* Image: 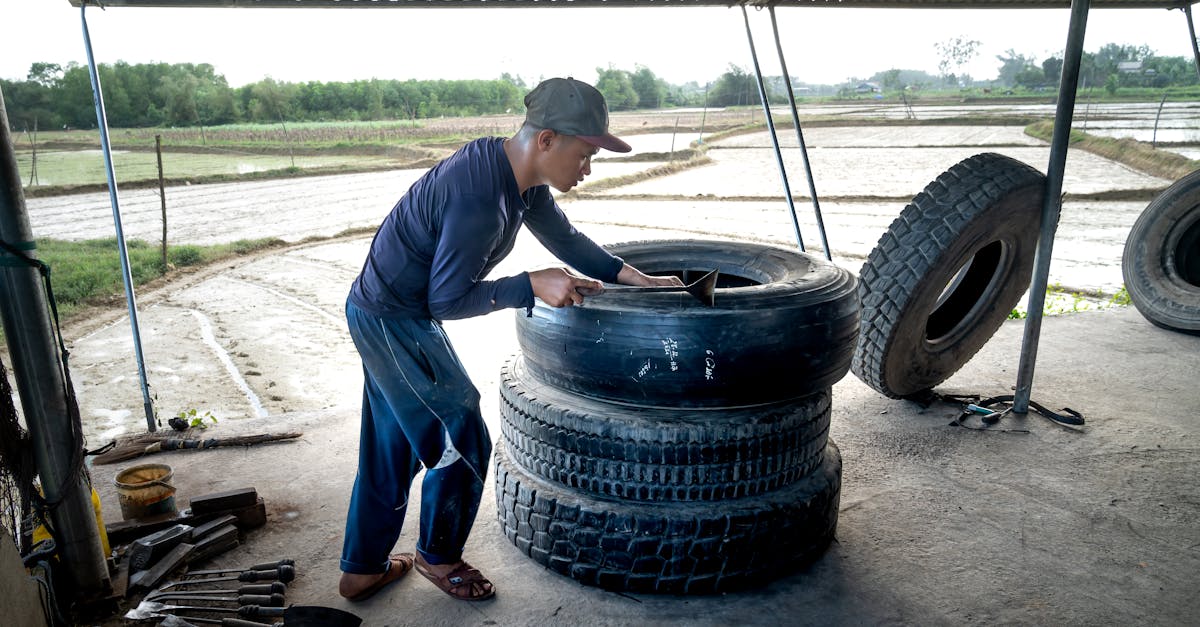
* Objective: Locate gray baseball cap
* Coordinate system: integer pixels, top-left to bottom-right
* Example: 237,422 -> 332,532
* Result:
523,77 -> 631,153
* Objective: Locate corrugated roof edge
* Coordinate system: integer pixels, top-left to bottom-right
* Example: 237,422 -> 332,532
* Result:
63,0 -> 1200,9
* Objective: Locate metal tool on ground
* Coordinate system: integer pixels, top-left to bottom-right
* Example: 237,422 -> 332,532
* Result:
157,565 -> 295,591
184,559 -> 294,578
93,432 -> 303,465
283,605 -> 362,627
126,603 -> 358,627
153,615 -> 281,627
576,269 -> 719,307
149,582 -> 286,599
125,600 -> 285,620
144,592 -> 286,607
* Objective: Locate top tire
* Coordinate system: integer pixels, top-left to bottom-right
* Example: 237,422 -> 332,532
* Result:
516,239 -> 859,409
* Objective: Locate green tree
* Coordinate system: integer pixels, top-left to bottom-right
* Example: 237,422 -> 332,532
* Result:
26,62 -> 64,88
995,50 -> 1036,88
935,36 -> 981,86
595,67 -> 638,111
1143,55 -> 1198,87
499,72 -> 526,91
1,79 -> 58,130
244,77 -> 295,123
709,65 -> 762,107
1042,56 -> 1064,87
1104,73 -> 1120,95
157,71 -> 200,126
880,69 -> 902,92
630,66 -> 666,109
57,63 -> 97,128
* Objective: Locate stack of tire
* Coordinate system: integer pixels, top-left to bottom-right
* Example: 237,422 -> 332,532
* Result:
494,239 -> 859,593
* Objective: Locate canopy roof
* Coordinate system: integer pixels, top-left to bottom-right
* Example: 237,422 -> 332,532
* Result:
64,0 -> 1200,9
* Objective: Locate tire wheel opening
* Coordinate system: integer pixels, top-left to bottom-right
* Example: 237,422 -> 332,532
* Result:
1176,218 -> 1200,289
926,240 -> 1005,342
657,269 -> 762,289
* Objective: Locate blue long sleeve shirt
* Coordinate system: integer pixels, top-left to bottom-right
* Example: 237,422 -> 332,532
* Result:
348,137 -> 624,321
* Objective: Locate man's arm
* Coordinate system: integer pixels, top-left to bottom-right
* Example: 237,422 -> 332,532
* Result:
616,263 -> 685,288
521,189 -> 624,282
426,198 -> 533,320
523,190 -> 683,289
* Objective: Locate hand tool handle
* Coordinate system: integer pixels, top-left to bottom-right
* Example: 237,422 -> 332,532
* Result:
238,605 -> 286,618
222,620 -> 281,627
246,559 -> 294,571
187,559 -> 296,577
158,583 -> 283,595
237,565 -> 295,583
240,582 -> 287,595
236,593 -> 285,606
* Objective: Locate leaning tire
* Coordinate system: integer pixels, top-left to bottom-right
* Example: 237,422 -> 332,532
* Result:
499,355 -> 830,502
1121,169 -> 1200,335
495,439 -> 841,594
852,153 -> 1046,399
516,239 -> 859,408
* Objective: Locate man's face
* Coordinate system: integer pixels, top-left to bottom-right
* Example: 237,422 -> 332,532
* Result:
542,133 -> 598,193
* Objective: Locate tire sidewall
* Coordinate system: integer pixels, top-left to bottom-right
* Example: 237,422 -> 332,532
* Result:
1122,170 -> 1200,333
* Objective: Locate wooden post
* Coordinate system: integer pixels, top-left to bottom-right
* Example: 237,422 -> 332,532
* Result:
26,118 -> 38,187
155,135 -> 167,269
669,117 -> 679,162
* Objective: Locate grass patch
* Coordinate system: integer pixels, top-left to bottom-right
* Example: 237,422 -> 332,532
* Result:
1025,120 -> 1200,181
1009,283 -> 1131,320
570,154 -> 714,196
30,120 -> 501,155
15,149 -> 404,197
2,237 -> 285,342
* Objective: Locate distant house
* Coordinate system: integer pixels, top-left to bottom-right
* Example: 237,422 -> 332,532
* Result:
1117,61 -> 1144,73
855,82 -> 881,93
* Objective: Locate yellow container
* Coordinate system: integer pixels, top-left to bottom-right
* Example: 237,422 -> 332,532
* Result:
113,463 -> 177,521
30,480 -> 112,558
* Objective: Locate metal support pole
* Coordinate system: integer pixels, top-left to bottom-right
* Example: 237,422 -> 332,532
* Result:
1184,5 -> 1200,82
741,4 -> 805,252
0,86 -> 110,598
768,5 -> 831,261
1013,0 -> 1090,414
81,1 -> 156,431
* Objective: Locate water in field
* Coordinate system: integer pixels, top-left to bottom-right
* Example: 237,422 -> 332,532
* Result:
13,150 -> 396,188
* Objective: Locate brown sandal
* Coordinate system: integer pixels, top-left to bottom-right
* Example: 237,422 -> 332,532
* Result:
340,553 -> 414,602
413,554 -> 495,601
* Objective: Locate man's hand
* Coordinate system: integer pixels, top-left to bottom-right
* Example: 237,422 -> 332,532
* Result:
529,267 -> 602,307
616,264 -> 685,288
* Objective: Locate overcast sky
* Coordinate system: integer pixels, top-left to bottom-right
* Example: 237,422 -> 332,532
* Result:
5,1 -> 1196,88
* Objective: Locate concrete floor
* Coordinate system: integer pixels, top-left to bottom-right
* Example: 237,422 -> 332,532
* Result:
90,290 -> 1200,626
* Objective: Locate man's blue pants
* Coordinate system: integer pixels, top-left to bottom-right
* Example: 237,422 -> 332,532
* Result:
339,299 -> 491,575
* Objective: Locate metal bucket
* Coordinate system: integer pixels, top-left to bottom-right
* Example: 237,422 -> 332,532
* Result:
113,463 -> 177,520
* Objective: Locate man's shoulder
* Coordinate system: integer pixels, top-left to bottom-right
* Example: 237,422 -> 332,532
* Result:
450,136 -> 504,166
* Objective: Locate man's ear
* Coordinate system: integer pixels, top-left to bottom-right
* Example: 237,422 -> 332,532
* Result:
535,128 -> 557,151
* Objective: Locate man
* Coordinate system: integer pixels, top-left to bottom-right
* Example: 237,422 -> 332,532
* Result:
337,77 -> 681,602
